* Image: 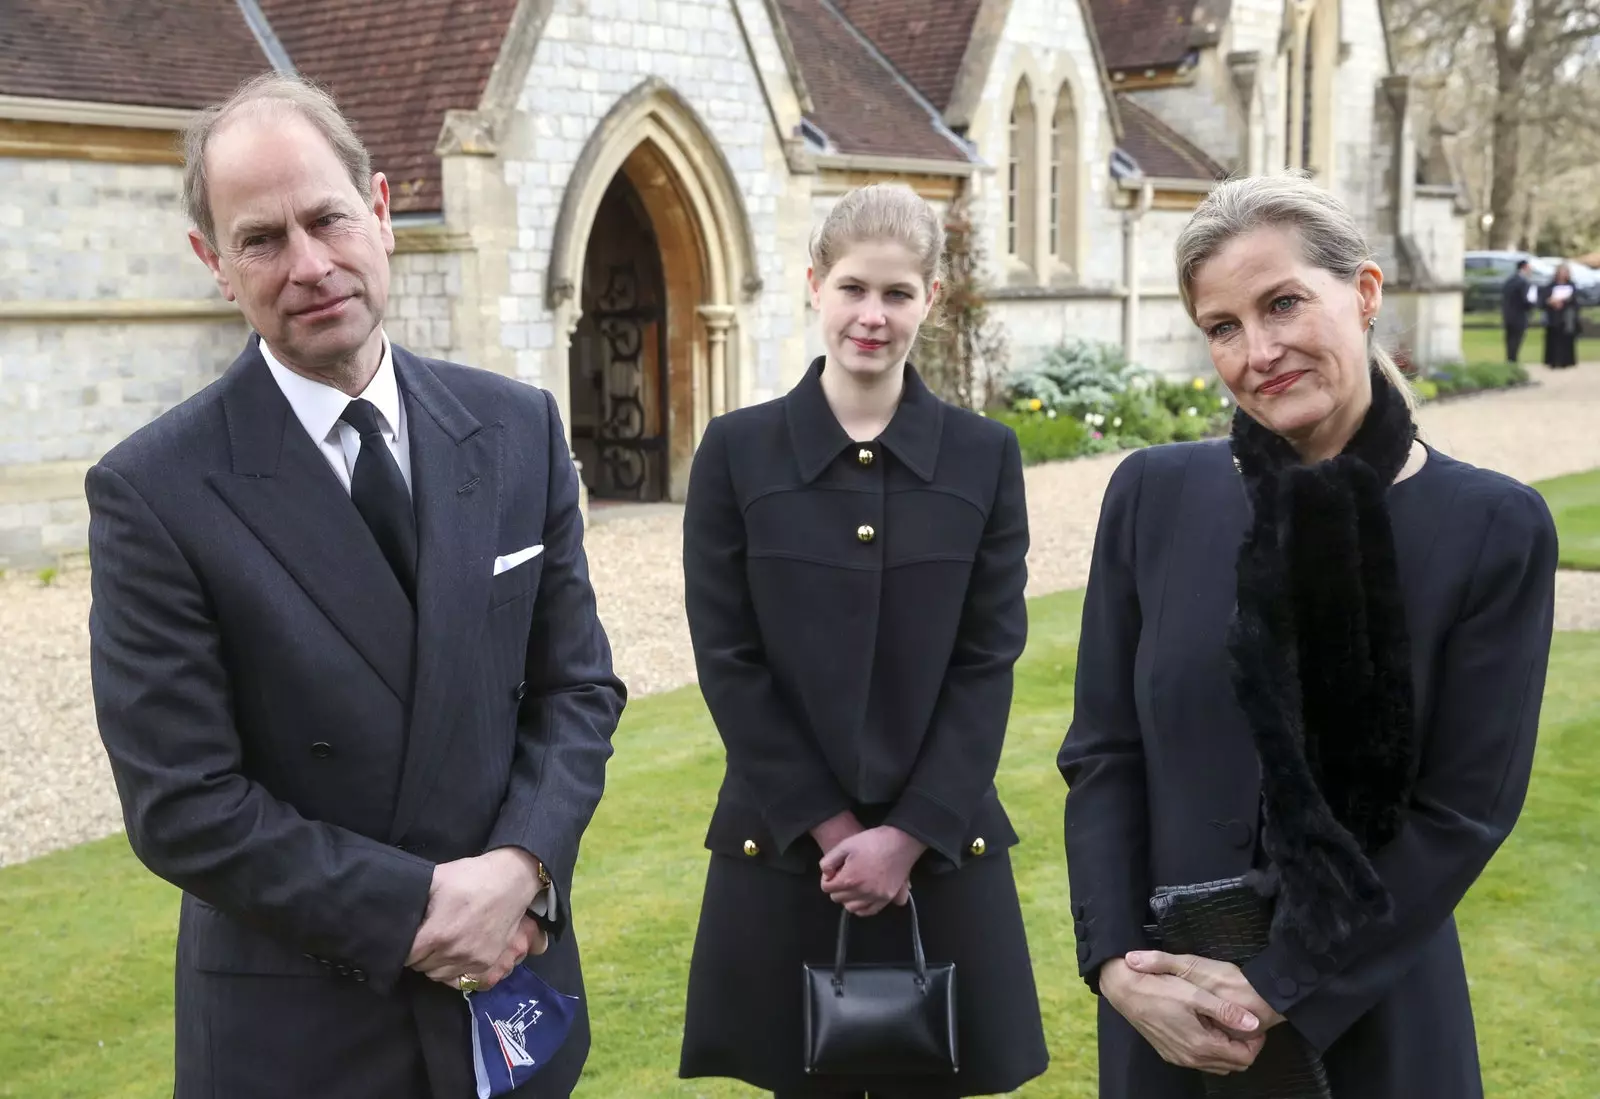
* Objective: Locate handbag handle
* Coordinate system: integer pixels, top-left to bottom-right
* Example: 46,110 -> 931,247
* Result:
831,894 -> 928,989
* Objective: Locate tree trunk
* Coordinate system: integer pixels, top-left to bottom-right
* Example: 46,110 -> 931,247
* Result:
1488,1 -> 1526,250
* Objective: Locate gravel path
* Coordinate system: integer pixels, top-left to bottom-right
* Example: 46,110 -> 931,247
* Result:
3,365 -> 1598,866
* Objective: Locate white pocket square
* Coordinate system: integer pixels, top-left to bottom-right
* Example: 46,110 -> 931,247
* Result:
493,544 -> 544,576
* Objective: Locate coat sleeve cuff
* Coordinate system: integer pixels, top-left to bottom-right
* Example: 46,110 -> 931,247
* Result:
766,784 -> 854,856
883,787 -> 967,865
1076,915 -> 1154,996
1241,942 -> 1342,1054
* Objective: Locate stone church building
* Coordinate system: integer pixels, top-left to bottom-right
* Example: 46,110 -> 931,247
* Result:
0,0 -> 1465,564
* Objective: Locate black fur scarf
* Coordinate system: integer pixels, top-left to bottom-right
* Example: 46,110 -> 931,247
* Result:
1227,367 -> 1420,956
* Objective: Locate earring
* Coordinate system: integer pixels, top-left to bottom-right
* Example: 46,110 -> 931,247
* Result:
1367,316 -> 1377,329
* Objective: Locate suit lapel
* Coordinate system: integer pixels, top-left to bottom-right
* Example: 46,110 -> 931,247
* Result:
387,348 -> 502,841
208,342 -> 416,700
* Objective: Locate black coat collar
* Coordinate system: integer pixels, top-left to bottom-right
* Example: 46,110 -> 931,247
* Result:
784,356 -> 944,483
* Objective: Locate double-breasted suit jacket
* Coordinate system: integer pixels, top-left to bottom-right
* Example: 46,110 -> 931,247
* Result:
1059,440 -> 1556,1098
678,359 -> 1048,1096
86,337 -> 625,1099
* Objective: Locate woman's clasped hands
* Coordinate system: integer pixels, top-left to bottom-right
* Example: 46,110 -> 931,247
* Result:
1099,950 -> 1285,1076
811,810 -> 928,917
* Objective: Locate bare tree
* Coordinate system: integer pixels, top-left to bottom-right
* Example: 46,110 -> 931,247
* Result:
1391,0 -> 1600,249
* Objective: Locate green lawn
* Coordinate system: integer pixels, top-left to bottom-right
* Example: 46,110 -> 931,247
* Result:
1532,469 -> 1600,571
3,591 -> 1597,1097
1460,323 -> 1600,367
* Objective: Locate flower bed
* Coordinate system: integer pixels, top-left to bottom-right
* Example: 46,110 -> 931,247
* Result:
1408,359 -> 1530,402
988,341 -> 1231,466
991,341 -> 1535,467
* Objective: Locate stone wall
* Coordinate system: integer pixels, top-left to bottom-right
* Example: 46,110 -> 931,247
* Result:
1414,189 -> 1466,288
386,249 -> 466,362
989,295 -> 1126,373
0,154 -> 247,568
1334,0 -> 1389,240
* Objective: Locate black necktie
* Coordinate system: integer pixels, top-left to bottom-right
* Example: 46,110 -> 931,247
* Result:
339,398 -> 417,600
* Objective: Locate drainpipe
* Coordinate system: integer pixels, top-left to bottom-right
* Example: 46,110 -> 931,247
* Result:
1122,179 -> 1155,366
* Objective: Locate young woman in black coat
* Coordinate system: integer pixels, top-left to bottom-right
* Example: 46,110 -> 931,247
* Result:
678,183 -> 1049,1098
1059,175 -> 1558,1097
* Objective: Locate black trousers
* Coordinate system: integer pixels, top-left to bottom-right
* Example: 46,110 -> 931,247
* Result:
1505,323 -> 1526,362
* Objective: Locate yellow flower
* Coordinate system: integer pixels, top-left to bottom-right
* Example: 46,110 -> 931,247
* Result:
1028,398 -> 1043,411
1191,377 -> 1207,390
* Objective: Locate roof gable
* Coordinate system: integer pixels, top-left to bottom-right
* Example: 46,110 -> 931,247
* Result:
777,0 -> 972,163
1115,94 -> 1226,180
1087,0 -> 1229,72
826,0 -> 985,111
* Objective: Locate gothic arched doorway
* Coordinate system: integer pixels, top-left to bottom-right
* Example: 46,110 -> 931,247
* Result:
548,78 -> 761,505
567,172 -> 671,502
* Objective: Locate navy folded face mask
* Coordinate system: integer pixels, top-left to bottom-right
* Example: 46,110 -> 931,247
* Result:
464,964 -> 581,1097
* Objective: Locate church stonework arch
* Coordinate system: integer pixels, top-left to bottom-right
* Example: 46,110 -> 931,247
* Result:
547,77 -> 762,501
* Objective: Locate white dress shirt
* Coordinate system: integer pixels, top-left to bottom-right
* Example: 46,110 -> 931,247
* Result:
261,333 -> 412,498
260,332 -> 557,930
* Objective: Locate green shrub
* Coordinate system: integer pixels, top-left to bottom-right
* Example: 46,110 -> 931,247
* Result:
988,409 -> 1092,465
1005,339 -> 1138,419
1424,359 -> 1530,398
995,339 -> 1234,464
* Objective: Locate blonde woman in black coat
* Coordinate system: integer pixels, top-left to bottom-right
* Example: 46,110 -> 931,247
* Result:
1059,175 -> 1558,1097
678,183 -> 1048,1098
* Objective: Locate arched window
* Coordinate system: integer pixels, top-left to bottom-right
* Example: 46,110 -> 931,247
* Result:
1284,0 -> 1332,176
1007,79 -> 1037,269
1300,10 -> 1317,170
1050,81 -> 1078,271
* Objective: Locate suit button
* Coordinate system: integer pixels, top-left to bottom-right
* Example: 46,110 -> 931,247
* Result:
1275,975 -> 1299,998
335,964 -> 350,977
1077,942 -> 1091,963
1075,924 -> 1088,941
857,447 -> 874,467
513,680 -> 528,700
742,839 -> 760,857
969,837 -> 986,856
352,968 -> 368,982
856,524 -> 875,543
1073,903 -> 1086,920
310,741 -> 332,759
1293,960 -> 1319,984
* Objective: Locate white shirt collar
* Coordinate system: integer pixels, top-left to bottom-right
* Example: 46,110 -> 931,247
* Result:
260,333 -> 401,445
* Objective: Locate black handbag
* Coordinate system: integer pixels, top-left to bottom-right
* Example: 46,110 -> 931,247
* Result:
1149,876 -> 1332,1099
802,895 -> 958,1077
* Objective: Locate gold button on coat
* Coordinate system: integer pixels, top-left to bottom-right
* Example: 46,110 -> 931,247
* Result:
857,524 -> 875,543
742,839 -> 760,856
969,837 -> 987,856
857,447 -> 874,466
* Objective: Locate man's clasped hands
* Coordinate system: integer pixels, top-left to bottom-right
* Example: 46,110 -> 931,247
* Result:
404,847 -> 550,992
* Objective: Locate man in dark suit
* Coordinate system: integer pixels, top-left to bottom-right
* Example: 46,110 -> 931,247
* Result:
85,73 -> 624,1098
1501,257 -> 1535,362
